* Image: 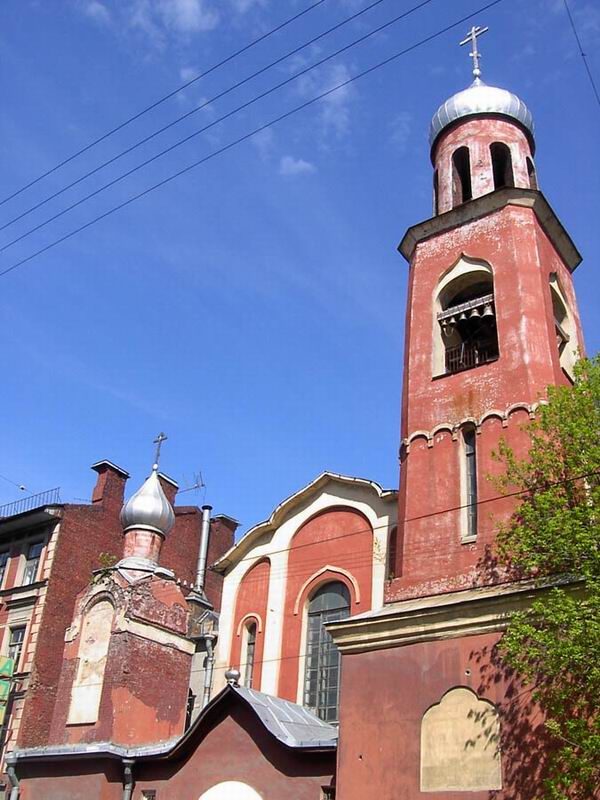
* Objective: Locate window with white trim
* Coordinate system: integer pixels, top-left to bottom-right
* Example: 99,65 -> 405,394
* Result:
303,582 -> 350,722
22,541 -> 43,585
243,622 -> 256,688
8,626 -> 26,670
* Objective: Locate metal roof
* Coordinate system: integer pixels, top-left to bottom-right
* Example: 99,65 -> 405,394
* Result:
11,684 -> 337,766
429,79 -> 535,153
234,686 -> 338,748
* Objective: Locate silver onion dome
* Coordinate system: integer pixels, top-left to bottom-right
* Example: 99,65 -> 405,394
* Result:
120,469 -> 175,536
429,79 -> 535,152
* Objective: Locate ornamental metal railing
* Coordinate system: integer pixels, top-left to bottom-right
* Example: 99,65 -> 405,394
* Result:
0,488 -> 61,519
445,340 -> 498,375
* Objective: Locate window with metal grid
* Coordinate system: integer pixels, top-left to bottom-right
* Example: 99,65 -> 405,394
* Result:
303,582 -> 350,722
244,622 -> 257,688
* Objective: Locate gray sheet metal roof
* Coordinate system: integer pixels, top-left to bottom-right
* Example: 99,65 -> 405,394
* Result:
234,686 -> 338,748
11,684 -> 337,766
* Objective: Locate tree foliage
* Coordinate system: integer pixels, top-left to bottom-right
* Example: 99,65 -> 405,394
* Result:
495,356 -> 600,800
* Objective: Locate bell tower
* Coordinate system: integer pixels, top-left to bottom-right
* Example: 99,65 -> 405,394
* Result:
386,31 -> 585,602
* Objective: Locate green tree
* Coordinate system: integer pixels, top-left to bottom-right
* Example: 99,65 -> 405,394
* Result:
495,356 -> 600,800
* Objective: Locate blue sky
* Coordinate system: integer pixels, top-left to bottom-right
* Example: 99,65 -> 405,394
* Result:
1,0 -> 599,533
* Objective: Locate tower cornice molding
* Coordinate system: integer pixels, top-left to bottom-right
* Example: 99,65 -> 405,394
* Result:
399,188 -> 581,272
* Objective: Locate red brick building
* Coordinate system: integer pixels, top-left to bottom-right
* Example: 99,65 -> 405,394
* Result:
0,461 -> 234,796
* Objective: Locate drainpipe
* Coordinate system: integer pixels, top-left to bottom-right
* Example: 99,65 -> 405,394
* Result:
195,505 -> 213,598
202,632 -> 217,709
122,758 -> 134,800
5,754 -> 19,800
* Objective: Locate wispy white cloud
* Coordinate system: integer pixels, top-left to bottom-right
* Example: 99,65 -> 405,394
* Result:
389,111 -> 412,153
279,155 -> 316,176
294,61 -> 356,142
230,0 -> 268,12
155,0 -> 219,33
79,0 -> 112,25
252,128 -> 275,161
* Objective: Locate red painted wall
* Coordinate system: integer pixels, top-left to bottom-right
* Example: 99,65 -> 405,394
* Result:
336,631 -> 550,800
388,202 -> 584,603
278,508 -> 373,701
230,558 -> 270,689
17,700 -> 335,800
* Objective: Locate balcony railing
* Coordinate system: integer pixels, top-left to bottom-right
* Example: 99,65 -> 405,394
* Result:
445,340 -> 498,375
0,488 -> 61,520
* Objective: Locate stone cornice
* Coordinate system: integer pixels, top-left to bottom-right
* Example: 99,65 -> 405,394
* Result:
327,578 -> 584,654
398,188 -> 581,272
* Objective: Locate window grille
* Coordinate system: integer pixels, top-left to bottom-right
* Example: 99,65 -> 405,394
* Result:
244,623 -> 257,688
8,627 -> 25,670
463,427 -> 478,538
22,541 -> 43,586
304,583 -> 350,722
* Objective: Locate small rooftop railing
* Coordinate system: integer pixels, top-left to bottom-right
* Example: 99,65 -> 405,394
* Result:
0,488 -> 61,520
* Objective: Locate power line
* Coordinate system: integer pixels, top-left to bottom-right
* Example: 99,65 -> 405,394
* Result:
0,0 -> 506,279
0,0 -> 433,255
0,0 -> 397,234
563,0 -> 600,109
0,0 -> 329,209
212,468 -> 599,572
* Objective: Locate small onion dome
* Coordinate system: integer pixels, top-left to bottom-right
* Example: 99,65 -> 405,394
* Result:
120,470 -> 175,536
429,78 -> 535,154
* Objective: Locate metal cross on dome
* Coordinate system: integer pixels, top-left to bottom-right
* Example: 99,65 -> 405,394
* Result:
460,25 -> 489,80
152,432 -> 168,472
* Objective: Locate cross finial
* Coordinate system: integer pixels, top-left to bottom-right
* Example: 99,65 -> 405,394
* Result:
459,25 -> 489,80
152,432 -> 168,471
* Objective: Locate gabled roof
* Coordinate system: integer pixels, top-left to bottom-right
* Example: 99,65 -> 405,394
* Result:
11,684 -> 337,766
213,471 -> 397,573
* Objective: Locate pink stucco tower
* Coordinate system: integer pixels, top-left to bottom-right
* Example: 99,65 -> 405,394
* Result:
386,39 -> 584,603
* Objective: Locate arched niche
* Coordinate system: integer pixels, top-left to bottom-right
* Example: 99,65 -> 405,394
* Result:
490,142 -> 515,189
433,256 -> 499,377
550,274 -> 577,379
67,599 -> 114,725
420,687 -> 502,792
451,146 -> 472,206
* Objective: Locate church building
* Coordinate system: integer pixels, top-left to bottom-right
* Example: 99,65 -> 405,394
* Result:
5,29 -> 588,800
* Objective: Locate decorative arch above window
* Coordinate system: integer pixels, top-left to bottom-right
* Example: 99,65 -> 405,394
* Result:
451,146 -> 472,206
433,256 -> 499,377
549,274 -> 577,380
490,142 -> 515,190
303,581 -> 350,722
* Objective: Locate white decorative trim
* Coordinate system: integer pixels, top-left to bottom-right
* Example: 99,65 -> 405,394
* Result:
236,613 -> 264,636
403,402 -> 544,451
115,613 -> 195,654
327,578 -> 583,654
293,565 -> 360,616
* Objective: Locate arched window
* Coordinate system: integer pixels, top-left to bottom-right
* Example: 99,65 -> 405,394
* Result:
527,156 -> 538,190
303,582 -> 350,722
550,275 -> 577,379
435,258 -> 499,376
452,147 -> 472,206
490,142 -> 514,189
433,168 -> 439,215
243,622 -> 257,688
461,426 -> 478,539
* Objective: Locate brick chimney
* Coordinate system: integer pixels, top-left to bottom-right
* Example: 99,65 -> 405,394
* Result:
90,461 -> 129,506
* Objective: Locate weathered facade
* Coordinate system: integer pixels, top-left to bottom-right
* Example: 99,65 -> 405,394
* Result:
5,36 -> 593,800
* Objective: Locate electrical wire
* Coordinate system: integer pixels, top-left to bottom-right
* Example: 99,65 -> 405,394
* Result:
210,468 -> 599,573
0,0 -> 434,253
0,0 -> 329,208
0,0 -> 399,234
563,0 -> 600,109
0,0 -> 506,279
